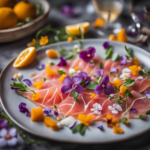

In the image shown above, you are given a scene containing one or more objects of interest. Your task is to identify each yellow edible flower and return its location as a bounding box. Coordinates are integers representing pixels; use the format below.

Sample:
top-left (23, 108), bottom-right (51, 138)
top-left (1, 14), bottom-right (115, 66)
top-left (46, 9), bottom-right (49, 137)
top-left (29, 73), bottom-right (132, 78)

top-left (89, 93), bottom-right (96, 99)
top-left (133, 57), bottom-right (141, 65)
top-left (92, 18), bottom-right (105, 28)
top-left (32, 80), bottom-right (43, 89)
top-left (27, 38), bottom-right (36, 47)
top-left (78, 114), bottom-right (95, 126)
top-left (44, 116), bottom-right (59, 130)
top-left (31, 93), bottom-right (40, 101)
top-left (113, 124), bottom-right (124, 134)
top-left (39, 36), bottom-right (49, 46)
top-left (46, 66), bottom-right (56, 76)
top-left (74, 67), bottom-right (79, 71)
top-left (59, 74), bottom-right (67, 83)
top-left (120, 85), bottom-right (128, 95)
top-left (67, 36), bottom-right (73, 42)
top-left (113, 78), bottom-right (122, 87)
top-left (129, 65), bottom-right (139, 76)
top-left (13, 73), bottom-right (18, 78)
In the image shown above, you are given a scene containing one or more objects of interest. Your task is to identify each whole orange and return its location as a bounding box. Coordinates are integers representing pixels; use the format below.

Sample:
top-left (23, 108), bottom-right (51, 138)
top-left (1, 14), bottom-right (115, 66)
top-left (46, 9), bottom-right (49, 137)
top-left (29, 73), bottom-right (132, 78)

top-left (13, 1), bottom-right (36, 22)
top-left (0, 7), bottom-right (18, 29)
top-left (0, 0), bottom-right (16, 8)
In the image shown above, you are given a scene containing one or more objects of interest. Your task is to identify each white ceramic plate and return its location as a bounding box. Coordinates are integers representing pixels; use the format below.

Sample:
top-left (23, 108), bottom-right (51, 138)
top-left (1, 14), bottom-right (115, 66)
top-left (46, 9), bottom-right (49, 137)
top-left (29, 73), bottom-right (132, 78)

top-left (0, 39), bottom-right (150, 143)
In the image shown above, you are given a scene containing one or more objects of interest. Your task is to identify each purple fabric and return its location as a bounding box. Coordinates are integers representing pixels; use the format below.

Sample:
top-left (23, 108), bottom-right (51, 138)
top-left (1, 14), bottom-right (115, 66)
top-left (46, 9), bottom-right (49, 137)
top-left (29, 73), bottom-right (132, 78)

top-left (57, 57), bottom-right (67, 66)
top-left (78, 72), bottom-right (91, 85)
top-left (103, 41), bottom-right (109, 49)
top-left (36, 64), bottom-right (45, 70)
top-left (120, 56), bottom-right (127, 65)
top-left (93, 69), bottom-right (104, 77)
top-left (110, 68), bottom-right (118, 73)
top-left (23, 79), bottom-right (32, 86)
top-left (18, 102), bottom-right (30, 116)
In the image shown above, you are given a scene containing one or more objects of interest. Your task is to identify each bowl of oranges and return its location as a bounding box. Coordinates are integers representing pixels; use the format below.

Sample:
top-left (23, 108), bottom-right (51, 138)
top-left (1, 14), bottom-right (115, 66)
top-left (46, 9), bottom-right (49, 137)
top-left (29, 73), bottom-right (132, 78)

top-left (0, 0), bottom-right (50, 43)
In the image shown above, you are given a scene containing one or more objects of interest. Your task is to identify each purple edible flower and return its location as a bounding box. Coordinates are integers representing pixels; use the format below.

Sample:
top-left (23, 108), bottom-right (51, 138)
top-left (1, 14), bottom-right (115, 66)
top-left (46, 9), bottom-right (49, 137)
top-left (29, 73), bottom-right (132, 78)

top-left (57, 57), bottom-right (67, 66)
top-left (145, 91), bottom-right (150, 99)
top-left (79, 47), bottom-right (96, 62)
top-left (36, 64), bottom-right (45, 70)
top-left (61, 76), bottom-right (83, 94)
top-left (11, 87), bottom-right (19, 91)
top-left (95, 76), bottom-right (114, 95)
top-left (23, 79), bottom-right (32, 86)
top-left (43, 108), bottom-right (51, 116)
top-left (103, 41), bottom-right (109, 49)
top-left (0, 128), bottom-right (17, 148)
top-left (93, 69), bottom-right (104, 77)
top-left (61, 5), bottom-right (76, 17)
top-left (68, 121), bottom-right (77, 129)
top-left (97, 125), bottom-right (103, 130)
top-left (0, 120), bottom-right (7, 129)
top-left (130, 108), bottom-right (136, 113)
top-left (11, 78), bottom-right (16, 81)
top-left (18, 102), bottom-right (30, 116)
top-left (54, 111), bottom-right (58, 116)
top-left (110, 68), bottom-right (118, 73)
top-left (78, 72), bottom-right (91, 85)
top-left (120, 56), bottom-right (127, 65)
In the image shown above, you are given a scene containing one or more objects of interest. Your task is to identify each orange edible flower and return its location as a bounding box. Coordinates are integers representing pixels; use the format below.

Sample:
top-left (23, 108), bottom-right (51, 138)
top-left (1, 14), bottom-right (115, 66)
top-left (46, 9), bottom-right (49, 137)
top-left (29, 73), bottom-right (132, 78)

top-left (109, 34), bottom-right (117, 41)
top-left (44, 116), bottom-right (59, 130)
top-left (120, 85), bottom-right (128, 95)
top-left (89, 93), bottom-right (96, 99)
top-left (74, 67), bottom-right (79, 71)
top-left (56, 116), bottom-right (61, 121)
top-left (13, 73), bottom-right (18, 78)
top-left (78, 114), bottom-right (95, 126)
top-left (46, 66), bottom-right (56, 76)
top-left (106, 114), bottom-right (112, 127)
top-left (32, 80), bottom-right (43, 89)
top-left (113, 124), bottom-right (124, 134)
top-left (92, 18), bottom-right (105, 28)
top-left (46, 49), bottom-right (58, 58)
top-left (39, 36), bottom-right (49, 46)
top-left (67, 36), bottom-right (73, 42)
top-left (27, 38), bottom-right (36, 47)
top-left (59, 74), bottom-right (67, 83)
top-left (133, 57), bottom-right (141, 65)
top-left (129, 65), bottom-right (139, 76)
top-left (113, 78), bottom-right (122, 87)
top-left (31, 93), bottom-right (40, 101)
top-left (117, 28), bottom-right (128, 43)
top-left (31, 107), bottom-right (44, 121)
top-left (111, 118), bottom-right (119, 125)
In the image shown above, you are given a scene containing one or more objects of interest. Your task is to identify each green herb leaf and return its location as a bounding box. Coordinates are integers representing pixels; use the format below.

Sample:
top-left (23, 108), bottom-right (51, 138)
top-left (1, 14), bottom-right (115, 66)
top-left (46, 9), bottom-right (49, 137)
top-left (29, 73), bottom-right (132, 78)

top-left (121, 117), bottom-right (127, 124)
top-left (123, 79), bottom-right (135, 87)
top-left (79, 124), bottom-right (86, 135)
top-left (54, 105), bottom-right (57, 109)
top-left (99, 61), bottom-right (103, 69)
top-left (72, 92), bottom-right (80, 102)
top-left (114, 86), bottom-right (119, 92)
top-left (17, 22), bottom-right (25, 27)
top-left (139, 69), bottom-right (150, 76)
top-left (89, 60), bottom-right (94, 65)
top-left (50, 62), bottom-right (54, 66)
top-left (65, 53), bottom-right (75, 60)
top-left (139, 115), bottom-right (143, 119)
top-left (125, 46), bottom-right (132, 58)
top-left (57, 70), bottom-right (66, 75)
top-left (105, 47), bottom-right (112, 59)
top-left (72, 124), bottom-right (82, 133)
top-left (86, 81), bottom-right (99, 90)
top-left (33, 2), bottom-right (44, 16)
top-left (111, 52), bottom-right (120, 61)
top-left (43, 77), bottom-right (46, 81)
top-left (80, 80), bottom-right (85, 86)
top-left (146, 110), bottom-right (150, 115)
top-left (79, 27), bottom-right (84, 39)
top-left (124, 89), bottom-right (133, 98)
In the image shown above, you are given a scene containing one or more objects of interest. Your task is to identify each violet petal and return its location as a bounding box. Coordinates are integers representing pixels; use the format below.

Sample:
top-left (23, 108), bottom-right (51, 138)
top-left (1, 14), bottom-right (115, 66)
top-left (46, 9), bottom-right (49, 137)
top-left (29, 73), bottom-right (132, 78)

top-left (94, 69), bottom-right (104, 77)
top-left (0, 138), bottom-right (7, 148)
top-left (11, 78), bottom-right (16, 81)
top-left (57, 57), bottom-right (67, 66)
top-left (36, 64), bottom-right (45, 70)
top-left (68, 121), bottom-right (77, 129)
top-left (8, 128), bottom-right (17, 138)
top-left (75, 84), bottom-right (83, 93)
top-left (78, 72), bottom-right (91, 85)
top-left (43, 108), bottom-right (51, 116)
top-left (54, 111), bottom-right (58, 116)
top-left (7, 137), bottom-right (17, 147)
top-left (101, 76), bottom-right (109, 86)
top-left (95, 84), bottom-right (104, 94)
top-left (103, 41), bottom-right (109, 49)
top-left (104, 85), bottom-right (114, 95)
top-left (23, 79), bottom-right (32, 86)
top-left (63, 77), bottom-right (73, 86)
top-left (0, 120), bottom-right (7, 129)
top-left (72, 76), bottom-right (82, 85)
top-left (145, 91), bottom-right (150, 99)
top-left (120, 56), bottom-right (127, 65)
top-left (130, 108), bottom-right (136, 113)
top-left (97, 125), bottom-right (103, 130)
top-left (61, 85), bottom-right (74, 94)
top-left (0, 128), bottom-right (8, 138)
top-left (11, 87), bottom-right (19, 91)
top-left (61, 5), bottom-right (76, 17)
top-left (18, 102), bottom-right (30, 116)
top-left (110, 68), bottom-right (118, 73)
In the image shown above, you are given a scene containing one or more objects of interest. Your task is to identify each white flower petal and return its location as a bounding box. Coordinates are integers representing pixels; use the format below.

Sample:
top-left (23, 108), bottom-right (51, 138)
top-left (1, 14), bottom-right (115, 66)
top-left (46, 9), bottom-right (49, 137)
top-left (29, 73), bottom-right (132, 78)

top-left (0, 138), bottom-right (7, 148)
top-left (8, 128), bottom-right (17, 137)
top-left (77, 70), bottom-right (81, 74)
top-left (108, 106), bottom-right (115, 111)
top-left (137, 76), bottom-right (144, 80)
top-left (7, 137), bottom-right (17, 147)
top-left (115, 104), bottom-right (122, 111)
top-left (0, 128), bottom-right (7, 137)
top-left (90, 108), bottom-right (95, 111)
top-left (69, 68), bottom-right (76, 74)
top-left (74, 44), bottom-right (79, 49)
top-left (122, 68), bottom-right (131, 73)
top-left (112, 110), bottom-right (118, 114)
top-left (97, 104), bottom-right (102, 109)
top-left (110, 94), bottom-right (115, 97)
top-left (95, 110), bottom-right (101, 115)
top-left (93, 103), bottom-right (98, 108)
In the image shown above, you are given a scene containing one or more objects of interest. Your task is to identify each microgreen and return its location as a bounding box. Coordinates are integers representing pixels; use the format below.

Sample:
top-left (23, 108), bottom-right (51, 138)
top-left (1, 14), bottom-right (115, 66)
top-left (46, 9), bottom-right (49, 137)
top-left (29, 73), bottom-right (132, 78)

top-left (125, 46), bottom-right (132, 58)
top-left (86, 81), bottom-right (99, 90)
top-left (50, 62), bottom-right (54, 66)
top-left (72, 123), bottom-right (86, 135)
top-left (111, 52), bottom-right (120, 61)
top-left (80, 80), bottom-right (85, 86)
top-left (123, 79), bottom-right (135, 87)
top-left (146, 110), bottom-right (150, 115)
top-left (65, 53), bottom-right (76, 60)
top-left (121, 117), bottom-right (127, 124)
top-left (105, 47), bottom-right (112, 59)
top-left (79, 27), bottom-right (84, 39)
top-left (99, 61), bottom-right (103, 69)
top-left (43, 77), bottom-right (46, 81)
top-left (54, 105), bottom-right (57, 109)
top-left (124, 89), bottom-right (132, 110)
top-left (139, 69), bottom-right (150, 76)
top-left (111, 95), bottom-right (124, 105)
top-left (139, 115), bottom-right (143, 119)
top-left (57, 70), bottom-right (66, 75)
top-left (33, 2), bottom-right (44, 17)
top-left (72, 92), bottom-right (80, 103)
top-left (114, 86), bottom-right (119, 92)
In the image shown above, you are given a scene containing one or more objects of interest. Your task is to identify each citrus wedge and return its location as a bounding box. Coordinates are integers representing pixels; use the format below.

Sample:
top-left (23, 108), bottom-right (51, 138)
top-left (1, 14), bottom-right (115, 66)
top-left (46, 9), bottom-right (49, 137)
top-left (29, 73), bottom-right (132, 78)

top-left (13, 47), bottom-right (36, 68)
top-left (65, 22), bottom-right (90, 36)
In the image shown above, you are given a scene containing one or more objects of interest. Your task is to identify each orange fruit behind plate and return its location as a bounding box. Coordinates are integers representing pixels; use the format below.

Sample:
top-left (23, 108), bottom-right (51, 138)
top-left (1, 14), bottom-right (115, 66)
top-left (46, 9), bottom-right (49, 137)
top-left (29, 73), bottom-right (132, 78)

top-left (0, 0), bottom-right (16, 8)
top-left (13, 47), bottom-right (36, 68)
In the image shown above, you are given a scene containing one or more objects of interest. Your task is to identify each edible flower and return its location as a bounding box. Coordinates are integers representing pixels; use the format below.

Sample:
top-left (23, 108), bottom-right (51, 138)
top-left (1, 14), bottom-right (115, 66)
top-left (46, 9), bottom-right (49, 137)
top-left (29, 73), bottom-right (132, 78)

top-left (92, 18), bottom-right (105, 28)
top-left (39, 36), bottom-right (49, 46)
top-left (11, 78), bottom-right (16, 81)
top-left (59, 74), bottom-right (67, 83)
top-left (145, 91), bottom-right (150, 99)
top-left (108, 103), bottom-right (122, 114)
top-left (46, 66), bottom-right (56, 76)
top-left (103, 41), bottom-right (109, 49)
top-left (130, 108), bottom-right (136, 113)
top-left (32, 80), bottom-right (43, 89)
top-left (0, 119), bottom-right (7, 129)
top-left (61, 5), bottom-right (76, 17)
top-left (120, 68), bottom-right (131, 80)
top-left (61, 76), bottom-right (83, 94)
top-left (36, 64), bottom-right (45, 70)
top-left (57, 57), bottom-right (67, 66)
top-left (44, 116), bottom-right (59, 130)
top-left (93, 69), bottom-right (104, 77)
top-left (0, 128), bottom-right (18, 148)
top-left (74, 44), bottom-right (80, 53)
top-left (97, 125), bottom-right (103, 131)
top-left (43, 108), bottom-right (51, 116)
top-left (31, 93), bottom-right (40, 101)
top-left (67, 36), bottom-right (73, 42)
top-left (74, 67), bottom-right (79, 71)
top-left (79, 47), bottom-right (96, 62)
top-left (27, 38), bottom-right (36, 47)
top-left (23, 79), bottom-right (32, 86)
top-left (31, 107), bottom-right (44, 122)
top-left (120, 85), bottom-right (128, 95)
top-left (113, 124), bottom-right (124, 134)
top-left (78, 72), bottom-right (91, 85)
top-left (106, 114), bottom-right (112, 127)
top-left (113, 78), bottom-right (122, 87)
top-left (110, 68), bottom-right (118, 73)
top-left (68, 121), bottom-right (77, 129)
top-left (18, 102), bottom-right (30, 116)
top-left (137, 76), bottom-right (144, 80)
top-left (69, 68), bottom-right (80, 75)
top-left (133, 57), bottom-right (140, 65)
top-left (46, 49), bottom-right (58, 58)
top-left (89, 93), bottom-right (96, 99)
top-left (13, 74), bottom-right (18, 78)
top-left (120, 56), bottom-right (127, 65)
top-left (129, 65), bottom-right (140, 76)
top-left (54, 111), bottom-right (59, 116)
top-left (90, 103), bottom-right (103, 115)
top-left (13, 73), bottom-right (23, 80)
top-left (56, 116), bottom-right (61, 121)
top-left (11, 87), bottom-right (19, 91)
top-left (95, 76), bottom-right (114, 95)
top-left (78, 114), bottom-right (95, 126)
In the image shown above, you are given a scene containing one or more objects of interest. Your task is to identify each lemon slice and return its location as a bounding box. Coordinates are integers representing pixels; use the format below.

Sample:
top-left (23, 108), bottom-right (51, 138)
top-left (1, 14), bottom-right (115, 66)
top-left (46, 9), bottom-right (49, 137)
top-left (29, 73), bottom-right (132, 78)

top-left (65, 22), bottom-right (90, 36)
top-left (13, 47), bottom-right (36, 68)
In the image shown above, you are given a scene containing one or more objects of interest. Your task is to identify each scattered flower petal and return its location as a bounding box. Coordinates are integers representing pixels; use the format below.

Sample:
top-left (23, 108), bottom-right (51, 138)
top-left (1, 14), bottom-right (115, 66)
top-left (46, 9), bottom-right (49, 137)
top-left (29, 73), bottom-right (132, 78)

top-left (0, 120), bottom-right (7, 129)
top-left (93, 69), bottom-right (104, 77)
top-left (54, 111), bottom-right (58, 116)
top-left (39, 36), bottom-right (49, 46)
top-left (108, 103), bottom-right (122, 114)
top-left (145, 91), bottom-right (150, 99)
top-left (36, 64), bottom-right (45, 70)
top-left (11, 78), bottom-right (16, 81)
top-left (18, 102), bottom-right (30, 116)
top-left (57, 57), bottom-right (67, 66)
top-left (78, 72), bottom-right (91, 85)
top-left (103, 41), bottom-right (109, 49)
top-left (43, 108), bottom-right (51, 116)
top-left (120, 56), bottom-right (127, 65)
top-left (110, 68), bottom-right (118, 73)
top-left (23, 79), bottom-right (32, 86)
top-left (130, 108), bottom-right (136, 113)
top-left (90, 103), bottom-right (103, 115)
top-left (97, 125), bottom-right (103, 130)
top-left (68, 121), bottom-right (77, 129)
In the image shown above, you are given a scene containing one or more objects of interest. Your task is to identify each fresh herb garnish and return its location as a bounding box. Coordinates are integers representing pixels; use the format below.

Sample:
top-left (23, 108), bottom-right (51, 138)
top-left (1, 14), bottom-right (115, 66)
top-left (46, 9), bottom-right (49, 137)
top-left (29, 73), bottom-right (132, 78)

top-left (121, 117), bottom-right (127, 124)
top-left (72, 123), bottom-right (86, 135)
top-left (105, 47), bottom-right (112, 59)
top-left (79, 27), bottom-right (84, 39)
top-left (65, 53), bottom-right (76, 60)
top-left (57, 70), bottom-right (66, 75)
top-left (139, 69), bottom-right (150, 76)
top-left (146, 110), bottom-right (150, 115)
top-left (114, 86), bottom-right (119, 92)
top-left (86, 81), bottom-right (99, 90)
top-left (72, 92), bottom-right (80, 102)
top-left (111, 95), bottom-right (124, 105)
top-left (50, 62), bottom-right (54, 66)
top-left (43, 77), bottom-right (46, 81)
top-left (99, 61), bottom-right (103, 69)
top-left (111, 52), bottom-right (120, 61)
top-left (139, 115), bottom-right (143, 119)
top-left (89, 60), bottom-right (94, 65)
top-left (123, 79), bottom-right (135, 87)
top-left (125, 46), bottom-right (132, 58)
top-left (54, 105), bottom-right (57, 109)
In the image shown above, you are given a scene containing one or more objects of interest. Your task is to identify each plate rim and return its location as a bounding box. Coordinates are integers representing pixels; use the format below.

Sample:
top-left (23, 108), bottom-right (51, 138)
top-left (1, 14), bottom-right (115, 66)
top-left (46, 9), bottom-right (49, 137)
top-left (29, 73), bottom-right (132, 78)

top-left (0, 38), bottom-right (150, 144)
